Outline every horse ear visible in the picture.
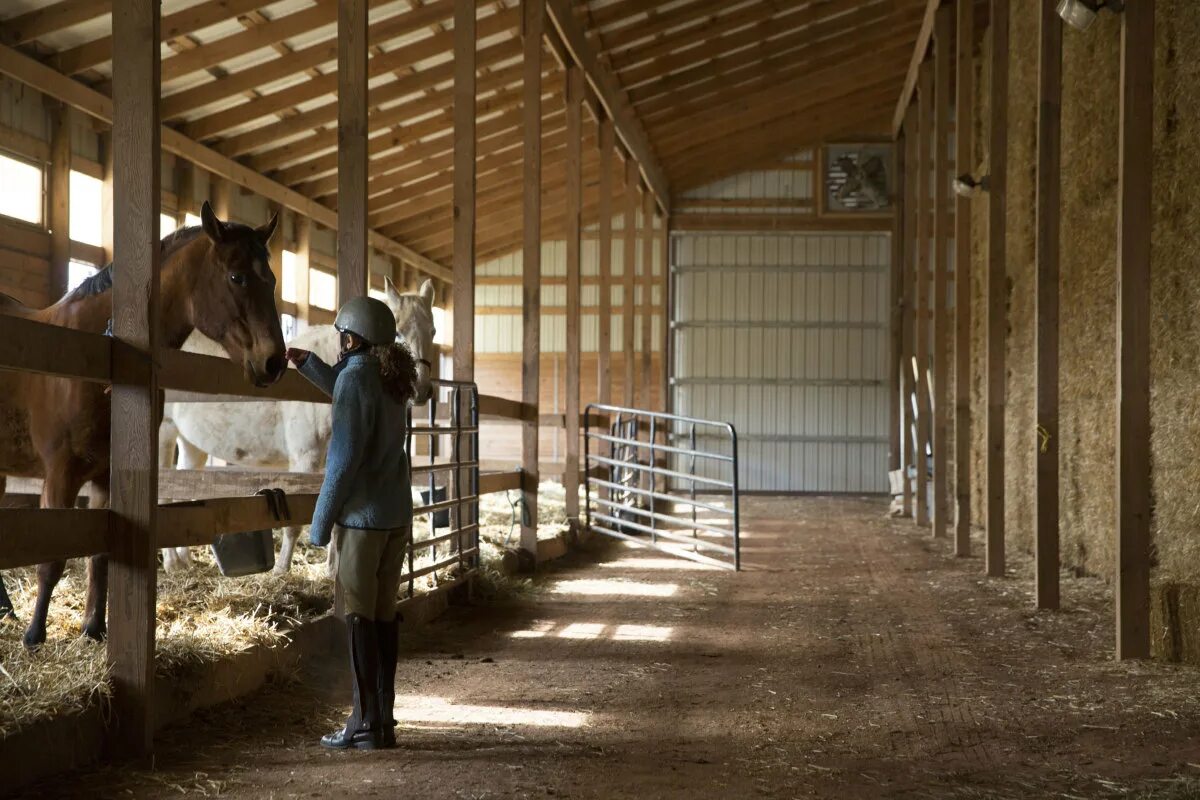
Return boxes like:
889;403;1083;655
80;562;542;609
419;279;435;306
384;275;402;302
200;201;225;244
256;212;279;244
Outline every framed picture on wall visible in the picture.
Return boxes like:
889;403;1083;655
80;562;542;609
822;142;893;213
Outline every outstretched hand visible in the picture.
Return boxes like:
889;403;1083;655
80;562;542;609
285;347;311;368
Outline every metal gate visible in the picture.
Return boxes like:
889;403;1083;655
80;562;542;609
671;231;891;493
584;403;741;570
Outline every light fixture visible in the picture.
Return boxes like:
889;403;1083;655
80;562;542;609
1056;0;1124;31
953;173;990;198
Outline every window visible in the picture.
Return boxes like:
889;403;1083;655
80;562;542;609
432;306;448;345
184;212;202;228
67;259;98;292
281;250;298;303
160;214;178;237
368;287;387;303
281;312;299;342
69;170;103;245
309;269;336;310
0;153;43;226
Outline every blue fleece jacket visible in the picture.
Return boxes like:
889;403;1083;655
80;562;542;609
298;351;412;546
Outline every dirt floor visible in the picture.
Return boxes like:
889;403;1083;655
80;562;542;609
10;497;1200;799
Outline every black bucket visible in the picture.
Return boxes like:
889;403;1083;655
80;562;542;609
210;529;275;577
419;486;450;528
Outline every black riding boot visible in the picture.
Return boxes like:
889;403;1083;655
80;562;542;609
321;614;382;750
376;617;400;748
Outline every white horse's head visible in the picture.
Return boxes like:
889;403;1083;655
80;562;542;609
383;276;437;405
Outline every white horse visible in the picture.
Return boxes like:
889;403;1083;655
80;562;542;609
161;278;437;573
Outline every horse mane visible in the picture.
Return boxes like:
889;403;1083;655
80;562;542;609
65;226;210;303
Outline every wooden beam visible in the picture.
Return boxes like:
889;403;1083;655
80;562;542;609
0;41;452;283
1035;0;1062;609
564;64;584;528
1116;0;1153;659
914;62;933;528
338;0;368;302
891;0;941;136
210;173;230;219
294;214;312;327
640;188;654;409
47;101;70;300
932;6;952;540
1;1;112;47
596;117;615;405
453;0;476;384
986;0;1009;578
660;213;670;412
954;0;974;557
544;0;669;212
623;158;638;406
890;119;907;513
0;509;110;570
903;104;918;519
520;0;542;558
670;213;894;234
107;0;160;757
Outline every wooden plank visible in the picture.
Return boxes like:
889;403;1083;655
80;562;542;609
1035;0;1062;610
107;0;160;756
159;352;329;403
914;61;933;528
1116;0;1153;659
890;120;906;504
294;215;312;326
158;495;318;549
47;101;70;299
597;118;614;406
544;0;669;212
954;0;974;557
891;0;940;135
986;0;1009;578
671;214;895;233
932;5;952;540
0;509;110;570
660;213;670;413
564;64;584;528
453;0;476;385
623;158;638;407
479;394;534;422
337;0;368;302
520;0;542;557
0;41;452;284
902;104;918;519
0;314;111;382
480;470;522;495
640;188;654;409
1;1;112;47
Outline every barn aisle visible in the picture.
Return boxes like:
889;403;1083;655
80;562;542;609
14;498;1200;799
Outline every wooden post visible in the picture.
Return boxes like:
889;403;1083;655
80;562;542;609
914;61;933;527
210;174;230;220
901;104;919;518
641;189;654;409
890;124;906;506
660;212;670;412
1116;0;1153;659
954;0;974;557
596;118;614;406
520;0;542;557
108;0;160;757
269;204;286;309
294;215;312;328
453;0;476;385
986;0;1009;578
1035;0;1062;610
932;8;952;539
101;132;114;264
623;157;638;407
175;160;195;228
338;0;368;301
47;101;70;299
564;64;584;529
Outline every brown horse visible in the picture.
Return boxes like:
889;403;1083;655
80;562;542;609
0;201;286;648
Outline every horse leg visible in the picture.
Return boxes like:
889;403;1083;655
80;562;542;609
164;436;208;571
0;475;15;621
24;461;87;649
82;478;110;641
274;526;300;575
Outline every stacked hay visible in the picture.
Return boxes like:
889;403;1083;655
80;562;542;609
1058;14;1121;577
1003;0;1041;556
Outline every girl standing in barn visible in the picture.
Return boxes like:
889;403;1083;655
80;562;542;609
285;296;418;750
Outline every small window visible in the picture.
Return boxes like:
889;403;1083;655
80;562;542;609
68;170;102;244
0;153;43;226
281;250;298;303
281;312;299;343
432;306;448;345
184;212;202;228
67;259;98;292
160;214;178;237
368;287;387;303
309;269;336;310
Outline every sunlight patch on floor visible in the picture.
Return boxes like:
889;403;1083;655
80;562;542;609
548;578;680;597
599;557;719;571
394;696;589;728
507;620;674;642
558;622;606;639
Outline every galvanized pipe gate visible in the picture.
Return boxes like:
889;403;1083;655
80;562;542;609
584;403;741;570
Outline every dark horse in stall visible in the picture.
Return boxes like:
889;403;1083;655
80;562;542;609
0;201;287;648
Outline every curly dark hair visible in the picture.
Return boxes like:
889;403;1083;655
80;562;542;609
372;340;419;405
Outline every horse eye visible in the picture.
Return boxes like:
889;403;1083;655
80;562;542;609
229;272;248;287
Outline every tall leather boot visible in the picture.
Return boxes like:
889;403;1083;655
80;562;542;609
321;614;382;750
376;617;400;748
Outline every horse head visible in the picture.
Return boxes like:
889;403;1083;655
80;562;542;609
383;276;436;405
189;201;287;387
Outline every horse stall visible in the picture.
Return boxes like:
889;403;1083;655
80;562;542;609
3;1;1200;798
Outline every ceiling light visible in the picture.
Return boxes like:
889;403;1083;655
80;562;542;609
1056;0;1124;31
953;174;990;198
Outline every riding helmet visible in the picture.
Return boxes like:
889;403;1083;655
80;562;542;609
334;296;397;346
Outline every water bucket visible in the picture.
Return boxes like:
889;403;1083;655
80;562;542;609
211;529;275;577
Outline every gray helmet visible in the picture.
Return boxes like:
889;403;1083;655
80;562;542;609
334;296;396;346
